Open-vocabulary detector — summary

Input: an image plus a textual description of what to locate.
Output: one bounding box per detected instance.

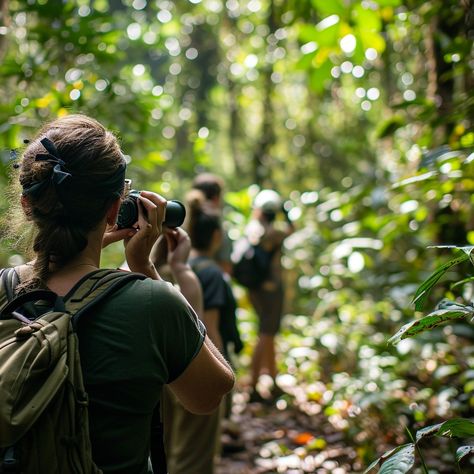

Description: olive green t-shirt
[76,277,205,474]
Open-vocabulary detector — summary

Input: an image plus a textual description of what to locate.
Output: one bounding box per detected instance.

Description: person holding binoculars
[0,114,234,473]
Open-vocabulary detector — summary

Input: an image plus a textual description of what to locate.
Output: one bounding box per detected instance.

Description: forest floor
[216,381,361,474]
[215,380,464,474]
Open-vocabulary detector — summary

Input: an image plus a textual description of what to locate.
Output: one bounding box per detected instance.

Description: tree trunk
[252,2,277,187]
[0,0,9,63]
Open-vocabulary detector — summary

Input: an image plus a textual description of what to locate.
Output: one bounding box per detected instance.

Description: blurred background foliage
[0,0,473,471]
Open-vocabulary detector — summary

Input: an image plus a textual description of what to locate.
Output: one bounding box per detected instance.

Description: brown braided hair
[14,114,125,292]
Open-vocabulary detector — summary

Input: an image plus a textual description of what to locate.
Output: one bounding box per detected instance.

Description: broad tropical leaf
[379,444,415,474]
[436,419,474,438]
[388,307,473,345]
[363,444,415,474]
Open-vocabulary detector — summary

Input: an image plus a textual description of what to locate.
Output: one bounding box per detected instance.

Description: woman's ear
[21,195,33,218]
[106,197,122,225]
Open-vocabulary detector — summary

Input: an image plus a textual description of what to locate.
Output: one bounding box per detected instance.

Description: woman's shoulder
[125,275,186,303]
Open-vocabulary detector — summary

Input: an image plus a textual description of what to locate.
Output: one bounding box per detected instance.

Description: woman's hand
[124,191,167,278]
[164,227,192,271]
[102,225,135,249]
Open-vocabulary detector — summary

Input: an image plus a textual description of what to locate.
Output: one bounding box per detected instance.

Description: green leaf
[311,0,346,18]
[313,16,341,47]
[363,444,415,474]
[374,0,401,5]
[456,445,474,463]
[375,115,405,139]
[353,4,382,32]
[388,308,472,344]
[416,422,443,442]
[436,419,474,438]
[309,59,333,93]
[412,251,471,311]
[450,276,474,290]
[379,444,415,474]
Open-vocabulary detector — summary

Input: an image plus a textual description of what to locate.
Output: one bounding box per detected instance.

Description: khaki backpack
[0,267,145,474]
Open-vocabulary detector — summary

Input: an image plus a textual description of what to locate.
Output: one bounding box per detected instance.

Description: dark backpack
[0,267,145,474]
[231,238,274,289]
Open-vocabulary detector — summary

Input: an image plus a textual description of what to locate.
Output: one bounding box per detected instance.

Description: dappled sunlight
[0,0,473,473]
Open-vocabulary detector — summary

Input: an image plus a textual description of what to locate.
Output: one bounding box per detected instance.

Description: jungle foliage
[0,0,473,472]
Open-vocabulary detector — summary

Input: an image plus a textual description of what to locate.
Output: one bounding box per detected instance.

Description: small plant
[366,246,474,473]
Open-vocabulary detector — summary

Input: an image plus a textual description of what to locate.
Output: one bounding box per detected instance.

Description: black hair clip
[22,138,72,197]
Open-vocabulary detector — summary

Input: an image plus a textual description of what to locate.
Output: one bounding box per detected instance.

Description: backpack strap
[0,268,20,303]
[64,269,147,329]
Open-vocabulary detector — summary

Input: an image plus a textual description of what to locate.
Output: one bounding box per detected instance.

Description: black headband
[22,138,126,200]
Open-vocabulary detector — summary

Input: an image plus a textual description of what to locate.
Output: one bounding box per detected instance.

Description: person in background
[191,173,233,275]
[3,114,235,474]
[191,172,244,450]
[246,189,295,403]
[162,189,242,474]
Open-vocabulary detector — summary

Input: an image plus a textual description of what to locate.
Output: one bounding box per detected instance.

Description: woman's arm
[164,228,204,319]
[201,308,223,352]
[168,334,234,414]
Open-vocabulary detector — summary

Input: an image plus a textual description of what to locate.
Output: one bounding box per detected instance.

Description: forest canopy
[0,0,473,472]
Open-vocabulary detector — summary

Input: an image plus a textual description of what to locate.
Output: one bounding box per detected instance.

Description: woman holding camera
[1,114,234,473]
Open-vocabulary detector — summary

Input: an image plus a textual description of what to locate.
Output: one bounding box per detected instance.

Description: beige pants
[162,386,222,474]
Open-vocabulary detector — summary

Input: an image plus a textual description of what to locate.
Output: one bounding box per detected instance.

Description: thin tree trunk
[0,0,9,63]
[252,2,277,186]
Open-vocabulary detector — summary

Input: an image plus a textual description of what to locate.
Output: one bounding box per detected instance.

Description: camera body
[117,190,186,229]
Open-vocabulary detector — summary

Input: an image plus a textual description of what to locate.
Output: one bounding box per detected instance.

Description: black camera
[117,190,186,229]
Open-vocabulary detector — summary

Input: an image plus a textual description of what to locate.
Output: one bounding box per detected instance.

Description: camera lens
[117,193,186,229]
[164,200,186,228]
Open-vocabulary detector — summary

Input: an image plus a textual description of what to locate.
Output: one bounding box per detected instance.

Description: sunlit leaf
[379,444,415,473]
[358,28,385,52]
[363,444,415,474]
[416,423,443,442]
[388,308,473,344]
[311,0,346,18]
[412,251,472,311]
[436,418,474,438]
[353,4,382,32]
[456,445,474,463]
[450,276,474,289]
[309,59,333,93]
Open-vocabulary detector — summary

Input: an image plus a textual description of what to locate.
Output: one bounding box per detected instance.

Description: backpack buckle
[1,446,19,473]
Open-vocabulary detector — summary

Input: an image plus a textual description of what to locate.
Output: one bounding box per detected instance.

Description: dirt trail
[216,388,358,474]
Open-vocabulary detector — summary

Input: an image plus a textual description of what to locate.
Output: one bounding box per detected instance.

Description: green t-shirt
[76,277,205,474]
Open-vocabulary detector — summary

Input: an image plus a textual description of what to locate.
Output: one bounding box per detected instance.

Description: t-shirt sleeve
[199,267,227,310]
[148,281,206,383]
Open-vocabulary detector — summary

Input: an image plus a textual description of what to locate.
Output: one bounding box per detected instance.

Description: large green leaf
[363,444,415,474]
[388,307,473,344]
[456,445,474,463]
[436,419,474,438]
[379,444,415,474]
[412,249,472,311]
